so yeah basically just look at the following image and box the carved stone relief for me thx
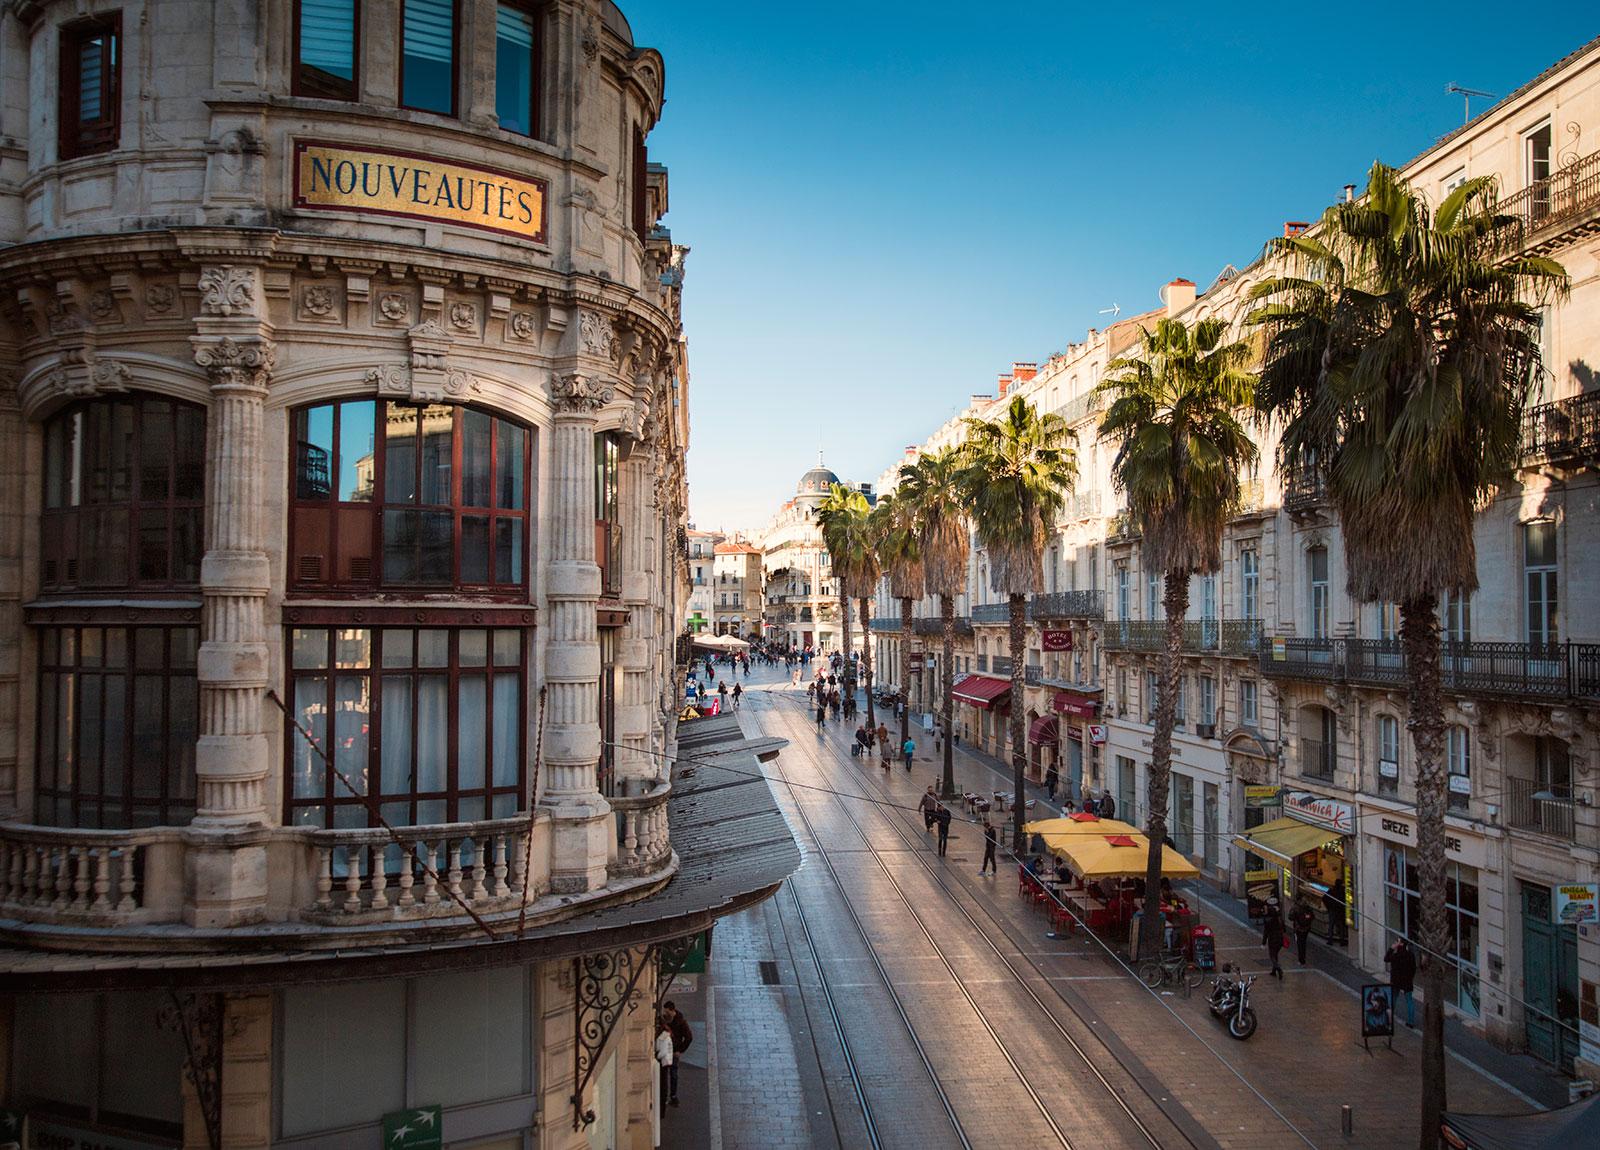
[197,266,257,317]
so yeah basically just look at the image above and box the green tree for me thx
[818,484,882,732]
[872,492,925,757]
[959,396,1077,851]
[1096,315,1258,961]
[896,447,970,800]
[1251,162,1566,1149]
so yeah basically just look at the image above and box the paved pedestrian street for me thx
[660,664,1544,1150]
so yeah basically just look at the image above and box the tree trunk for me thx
[1009,592,1028,854]
[940,594,957,800]
[840,593,852,666]
[859,598,876,734]
[1139,570,1190,960]
[900,597,914,756]
[1402,595,1448,1150]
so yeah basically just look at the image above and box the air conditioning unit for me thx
[1196,723,1217,739]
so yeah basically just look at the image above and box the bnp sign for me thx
[383,1106,443,1150]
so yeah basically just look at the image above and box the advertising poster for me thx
[1362,984,1395,1039]
[1554,883,1598,925]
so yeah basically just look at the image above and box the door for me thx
[1069,737,1083,803]
[1203,782,1219,871]
[586,1049,616,1150]
[1522,883,1579,1071]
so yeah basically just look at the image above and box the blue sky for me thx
[621,2,1597,534]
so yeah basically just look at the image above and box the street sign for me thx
[383,1106,443,1150]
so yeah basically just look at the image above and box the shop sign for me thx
[1554,883,1598,926]
[1582,1017,1600,1069]
[1086,724,1107,745]
[294,140,549,242]
[1361,984,1396,1042]
[1245,870,1277,919]
[1052,691,1098,718]
[1283,790,1354,834]
[1448,773,1471,795]
[383,1106,444,1150]
[27,1118,171,1150]
[1244,784,1281,809]
[909,653,925,671]
[1366,809,1483,868]
[1042,628,1073,651]
[1271,636,1287,661]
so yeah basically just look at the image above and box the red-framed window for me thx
[59,14,120,160]
[35,623,199,828]
[285,625,525,828]
[41,394,206,594]
[594,431,621,598]
[290,398,530,594]
[294,0,361,101]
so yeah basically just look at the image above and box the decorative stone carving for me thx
[365,363,410,396]
[578,309,615,360]
[301,285,335,317]
[45,300,83,335]
[549,372,614,415]
[145,282,177,313]
[85,359,130,394]
[193,338,275,390]
[377,293,410,323]
[88,290,118,322]
[510,311,537,340]
[198,266,256,317]
[449,302,478,331]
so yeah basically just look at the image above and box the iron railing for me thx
[1102,618,1263,655]
[1061,490,1104,523]
[1496,148,1600,250]
[1522,392,1600,467]
[991,655,1014,676]
[1025,664,1042,686]
[1031,590,1106,619]
[912,616,973,637]
[1232,478,1266,517]
[1300,737,1335,781]
[976,654,988,672]
[1261,637,1600,701]
[1106,512,1139,544]
[1284,466,1328,514]
[1505,776,1576,840]
[869,618,902,632]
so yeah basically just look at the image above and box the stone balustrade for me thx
[0,824,185,925]
[609,780,672,878]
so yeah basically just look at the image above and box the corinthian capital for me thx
[549,372,614,415]
[193,336,275,393]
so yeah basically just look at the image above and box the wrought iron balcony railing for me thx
[1284,466,1328,514]
[1300,737,1335,781]
[912,616,974,637]
[869,617,902,632]
[1025,664,1043,686]
[1522,392,1600,467]
[991,655,1014,676]
[1261,637,1600,702]
[1031,590,1106,619]
[1106,511,1140,544]
[1496,148,1600,252]
[1102,618,1262,655]
[1505,776,1576,840]
[971,602,1011,623]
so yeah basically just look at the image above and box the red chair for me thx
[1050,902,1076,935]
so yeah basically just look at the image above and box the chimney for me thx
[1283,221,1310,237]
[1343,184,1356,203]
[1011,362,1038,384]
[998,373,1014,397]
[1160,277,1196,317]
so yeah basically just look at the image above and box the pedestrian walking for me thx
[815,702,826,730]
[1099,790,1115,820]
[662,1001,692,1106]
[901,736,915,771]
[919,786,939,830]
[981,819,998,874]
[1262,900,1285,979]
[654,1019,675,1115]
[1289,898,1315,965]
[935,802,952,857]
[731,682,742,710]
[1385,937,1418,1027]
[1044,762,1059,803]
[876,722,889,751]
[1324,875,1348,946]
[717,680,728,707]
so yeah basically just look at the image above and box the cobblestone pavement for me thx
[663,663,1539,1150]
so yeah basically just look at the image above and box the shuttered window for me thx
[402,0,457,115]
[59,15,120,159]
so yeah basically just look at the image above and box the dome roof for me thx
[797,465,841,496]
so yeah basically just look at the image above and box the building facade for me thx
[757,460,873,653]
[711,541,761,637]
[869,38,1600,1082]
[684,527,721,633]
[0,3,798,1149]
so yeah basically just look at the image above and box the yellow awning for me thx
[1232,816,1340,866]
[1023,816,1201,880]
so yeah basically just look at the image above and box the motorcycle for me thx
[1207,965,1258,1040]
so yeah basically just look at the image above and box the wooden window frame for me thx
[292,0,362,101]
[41,394,207,595]
[58,13,121,161]
[35,622,199,829]
[283,624,527,828]
[495,0,543,138]
[399,0,461,118]
[288,398,532,597]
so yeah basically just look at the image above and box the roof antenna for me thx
[817,448,824,466]
[1445,82,1495,126]
[1098,304,1121,318]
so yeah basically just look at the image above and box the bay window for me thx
[291,399,529,593]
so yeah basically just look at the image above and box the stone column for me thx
[542,371,614,891]
[0,382,22,819]
[615,412,656,790]
[185,265,274,926]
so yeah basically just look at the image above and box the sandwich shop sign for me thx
[294,141,549,242]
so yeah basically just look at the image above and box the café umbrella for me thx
[692,633,750,651]
[1023,814,1200,881]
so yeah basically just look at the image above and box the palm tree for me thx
[1095,315,1258,962]
[897,447,970,800]
[872,492,925,759]
[1251,162,1566,1150]
[959,395,1077,852]
[818,484,881,732]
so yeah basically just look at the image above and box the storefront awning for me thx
[1233,816,1341,866]
[952,673,1011,710]
[1052,690,1099,718]
[1027,714,1059,745]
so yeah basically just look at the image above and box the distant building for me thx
[757,460,874,651]
[713,541,764,636]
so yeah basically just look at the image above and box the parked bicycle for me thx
[1139,949,1205,993]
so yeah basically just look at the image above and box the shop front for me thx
[951,672,1011,758]
[1051,689,1101,801]
[1234,790,1356,943]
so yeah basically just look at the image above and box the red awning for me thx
[952,673,1011,710]
[1052,690,1100,718]
[1104,834,1139,847]
[1027,714,1060,745]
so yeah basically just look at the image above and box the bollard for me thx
[1341,1105,1353,1136]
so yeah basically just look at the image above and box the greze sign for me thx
[294,141,549,242]
[1283,790,1354,834]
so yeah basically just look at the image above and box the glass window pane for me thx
[77,37,105,122]
[496,421,525,509]
[133,628,163,668]
[493,672,519,787]
[174,405,206,501]
[296,405,335,500]
[495,517,522,584]
[340,400,376,501]
[131,675,164,797]
[292,628,330,670]
[172,506,202,583]
[291,676,328,799]
[416,675,449,793]
[102,673,125,798]
[417,629,449,668]
[380,676,414,797]
[493,629,521,666]
[384,404,419,504]
[419,509,453,582]
[333,675,370,795]
[382,508,419,583]
[402,0,456,115]
[461,515,489,584]
[412,968,528,1106]
[460,629,487,667]
[419,405,453,505]
[462,409,491,507]
[381,629,415,669]
[138,514,169,582]
[496,5,536,135]
[80,675,103,802]
[171,627,198,669]
[335,628,371,669]
[168,674,197,805]
[296,0,359,100]
[139,401,171,500]
[458,676,486,790]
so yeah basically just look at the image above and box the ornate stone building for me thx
[0,3,797,1148]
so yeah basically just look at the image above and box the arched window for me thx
[1376,714,1400,792]
[290,399,530,592]
[41,394,206,592]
